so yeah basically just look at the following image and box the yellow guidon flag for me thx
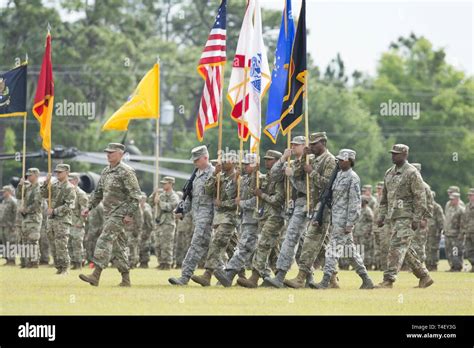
[102,63,159,131]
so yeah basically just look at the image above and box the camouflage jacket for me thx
[72,186,88,227]
[205,170,238,226]
[152,190,179,226]
[0,195,17,228]
[444,203,465,237]
[125,202,143,233]
[272,157,307,206]
[422,181,434,220]
[461,202,474,235]
[379,162,427,222]
[428,202,444,236]
[87,202,104,234]
[354,205,373,237]
[367,195,377,211]
[89,161,141,219]
[142,202,154,233]
[331,168,361,228]
[16,182,43,224]
[41,180,76,224]
[239,172,257,225]
[184,164,215,218]
[259,170,285,220]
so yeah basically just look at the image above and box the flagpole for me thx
[20,55,28,203]
[286,130,291,208]
[255,142,260,213]
[216,66,225,201]
[237,66,248,214]
[47,24,52,208]
[304,71,310,215]
[155,61,160,219]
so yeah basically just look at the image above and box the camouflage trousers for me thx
[126,229,140,267]
[383,218,429,282]
[464,234,474,266]
[138,226,153,263]
[174,215,194,267]
[323,225,368,276]
[226,223,259,271]
[377,225,391,271]
[0,226,17,261]
[181,212,213,279]
[445,235,464,271]
[354,234,374,268]
[425,231,441,268]
[252,216,285,278]
[411,227,428,263]
[46,219,70,269]
[39,224,50,263]
[84,228,101,263]
[68,226,85,264]
[155,223,176,265]
[93,217,129,273]
[203,223,236,271]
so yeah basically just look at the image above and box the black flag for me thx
[0,64,27,118]
[280,0,306,135]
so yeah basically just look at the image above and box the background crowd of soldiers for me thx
[0,136,473,289]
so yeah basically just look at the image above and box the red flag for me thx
[32,32,54,151]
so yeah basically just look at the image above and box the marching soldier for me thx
[461,188,474,272]
[362,184,377,211]
[79,143,141,287]
[38,200,50,265]
[312,149,374,289]
[16,168,43,268]
[237,150,285,288]
[444,192,465,272]
[372,181,386,270]
[426,190,444,271]
[169,145,215,286]
[68,172,89,269]
[191,153,238,286]
[353,196,374,269]
[152,177,179,270]
[84,201,104,265]
[174,206,194,269]
[285,132,338,289]
[375,144,433,288]
[445,186,465,210]
[138,193,154,268]
[0,186,17,265]
[42,164,76,274]
[125,195,143,268]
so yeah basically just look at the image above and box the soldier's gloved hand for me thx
[235,197,241,206]
[254,188,262,197]
[47,208,54,217]
[45,173,52,184]
[81,208,90,218]
[304,164,313,174]
[214,199,221,207]
[19,178,25,185]
[123,216,133,225]
[303,146,311,156]
[282,148,292,161]
[377,219,385,227]
[411,221,419,230]
[285,167,293,177]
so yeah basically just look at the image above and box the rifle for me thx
[312,160,340,226]
[174,167,198,220]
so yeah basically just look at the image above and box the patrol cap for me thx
[449,192,461,199]
[54,164,70,172]
[336,149,356,161]
[221,152,238,164]
[389,144,409,154]
[242,153,258,165]
[411,163,421,171]
[447,186,460,193]
[104,143,125,153]
[263,150,282,160]
[290,135,306,145]
[362,184,372,190]
[190,145,209,161]
[467,188,474,196]
[377,181,384,188]
[68,172,81,180]
[309,132,327,144]
[26,167,40,176]
[160,176,175,185]
[0,185,14,193]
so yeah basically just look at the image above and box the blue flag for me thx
[264,0,295,143]
[0,64,27,118]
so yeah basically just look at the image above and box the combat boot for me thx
[305,272,316,288]
[416,275,434,288]
[191,269,212,287]
[70,262,79,270]
[139,262,149,269]
[4,260,15,266]
[118,272,131,287]
[237,270,260,288]
[375,279,393,288]
[284,270,308,289]
[79,266,103,286]
[329,272,340,289]
[264,269,287,289]
[168,276,189,286]
[28,262,39,269]
[174,263,181,269]
[310,273,331,289]
[160,263,171,270]
[359,273,374,289]
[39,260,49,266]
[214,269,238,287]
[237,268,246,280]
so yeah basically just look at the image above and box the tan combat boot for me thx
[375,279,394,288]
[284,270,308,289]
[329,272,340,289]
[416,275,434,288]
[79,266,103,286]
[237,270,260,288]
[118,272,131,287]
[191,269,212,287]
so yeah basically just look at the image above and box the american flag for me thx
[196,0,227,142]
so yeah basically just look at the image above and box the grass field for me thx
[1,259,472,315]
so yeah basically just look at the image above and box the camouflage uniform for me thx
[88,161,141,273]
[378,155,430,285]
[461,191,474,271]
[353,202,374,268]
[84,202,103,263]
[152,188,179,267]
[17,180,43,266]
[0,188,17,263]
[69,185,88,266]
[138,202,154,265]
[174,213,194,268]
[41,178,76,271]
[39,200,50,264]
[125,202,143,267]
[425,198,444,271]
[372,186,391,271]
[444,198,465,271]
